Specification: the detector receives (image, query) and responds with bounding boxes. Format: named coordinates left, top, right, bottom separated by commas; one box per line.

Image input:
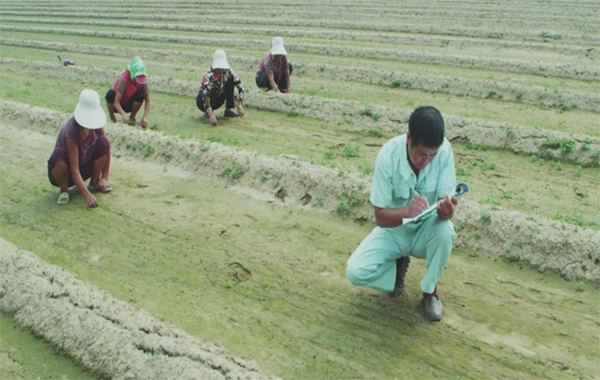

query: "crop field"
left=0, top=0, right=599, bottom=379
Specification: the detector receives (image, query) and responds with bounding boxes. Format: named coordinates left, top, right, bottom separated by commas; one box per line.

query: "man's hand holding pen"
left=408, top=189, right=429, bottom=218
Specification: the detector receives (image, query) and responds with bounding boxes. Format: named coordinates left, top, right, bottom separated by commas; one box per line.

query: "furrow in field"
left=0, top=238, right=280, bottom=380
left=2, top=37, right=599, bottom=114
left=1, top=26, right=596, bottom=80
left=2, top=57, right=598, bottom=167
left=1, top=99, right=598, bottom=284
left=2, top=13, right=594, bottom=42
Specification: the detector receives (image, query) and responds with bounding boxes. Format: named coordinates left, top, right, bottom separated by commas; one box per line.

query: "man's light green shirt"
left=370, top=134, right=456, bottom=210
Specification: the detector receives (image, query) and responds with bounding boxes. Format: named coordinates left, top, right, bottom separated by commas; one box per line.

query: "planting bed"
left=0, top=1, right=598, bottom=379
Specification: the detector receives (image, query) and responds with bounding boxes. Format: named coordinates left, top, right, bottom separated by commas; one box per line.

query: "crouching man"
left=347, top=106, right=459, bottom=322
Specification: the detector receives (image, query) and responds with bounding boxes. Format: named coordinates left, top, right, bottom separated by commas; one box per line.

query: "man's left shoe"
left=224, top=109, right=239, bottom=117
left=423, top=288, right=443, bottom=322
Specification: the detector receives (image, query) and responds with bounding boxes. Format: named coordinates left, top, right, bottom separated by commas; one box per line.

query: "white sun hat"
left=271, top=36, right=287, bottom=55
left=212, top=49, right=230, bottom=69
left=73, top=89, right=106, bottom=130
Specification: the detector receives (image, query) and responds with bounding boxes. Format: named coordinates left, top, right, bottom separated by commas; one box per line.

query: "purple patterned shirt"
left=257, top=53, right=288, bottom=82
left=48, top=116, right=101, bottom=167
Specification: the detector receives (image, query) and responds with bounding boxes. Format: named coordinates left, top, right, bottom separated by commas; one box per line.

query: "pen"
left=412, top=188, right=428, bottom=206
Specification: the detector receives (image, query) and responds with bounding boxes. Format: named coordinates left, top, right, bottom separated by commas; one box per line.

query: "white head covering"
left=74, top=89, right=106, bottom=130
left=212, top=49, right=230, bottom=69
left=271, top=37, right=287, bottom=55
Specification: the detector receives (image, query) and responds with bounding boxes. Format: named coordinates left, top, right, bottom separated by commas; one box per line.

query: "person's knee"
left=255, top=73, right=270, bottom=89
left=431, top=218, right=457, bottom=244
left=105, top=89, right=116, bottom=103
left=346, top=259, right=372, bottom=286
left=130, top=96, right=145, bottom=115
left=196, top=96, right=206, bottom=111
left=51, top=159, right=68, bottom=174
left=49, top=159, right=68, bottom=186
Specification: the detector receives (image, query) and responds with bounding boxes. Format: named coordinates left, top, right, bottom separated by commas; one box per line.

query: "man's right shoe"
left=388, top=256, right=410, bottom=297
left=423, top=288, right=443, bottom=322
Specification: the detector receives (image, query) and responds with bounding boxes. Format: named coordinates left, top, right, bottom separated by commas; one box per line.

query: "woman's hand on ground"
left=84, top=192, right=98, bottom=208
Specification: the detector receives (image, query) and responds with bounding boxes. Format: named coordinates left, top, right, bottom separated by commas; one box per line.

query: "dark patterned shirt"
left=198, top=69, right=244, bottom=110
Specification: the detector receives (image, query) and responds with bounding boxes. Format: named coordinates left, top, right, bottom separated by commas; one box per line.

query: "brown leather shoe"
left=423, top=288, right=443, bottom=321
left=388, top=256, right=410, bottom=297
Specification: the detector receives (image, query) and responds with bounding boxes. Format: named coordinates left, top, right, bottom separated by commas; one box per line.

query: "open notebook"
left=402, top=182, right=470, bottom=224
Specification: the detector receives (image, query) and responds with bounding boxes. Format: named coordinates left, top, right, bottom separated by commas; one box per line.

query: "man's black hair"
left=408, top=106, right=445, bottom=148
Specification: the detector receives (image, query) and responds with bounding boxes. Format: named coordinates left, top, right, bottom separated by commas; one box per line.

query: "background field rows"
left=2, top=18, right=597, bottom=60
left=1, top=4, right=598, bottom=41
left=2, top=26, right=599, bottom=80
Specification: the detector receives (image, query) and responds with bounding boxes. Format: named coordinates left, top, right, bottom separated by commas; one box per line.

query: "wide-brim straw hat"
left=271, top=37, right=287, bottom=55
left=212, top=49, right=230, bottom=69
left=74, top=89, right=106, bottom=130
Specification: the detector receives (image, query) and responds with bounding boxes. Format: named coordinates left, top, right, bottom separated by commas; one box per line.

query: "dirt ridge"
left=1, top=99, right=598, bottom=285
left=0, top=238, right=280, bottom=380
